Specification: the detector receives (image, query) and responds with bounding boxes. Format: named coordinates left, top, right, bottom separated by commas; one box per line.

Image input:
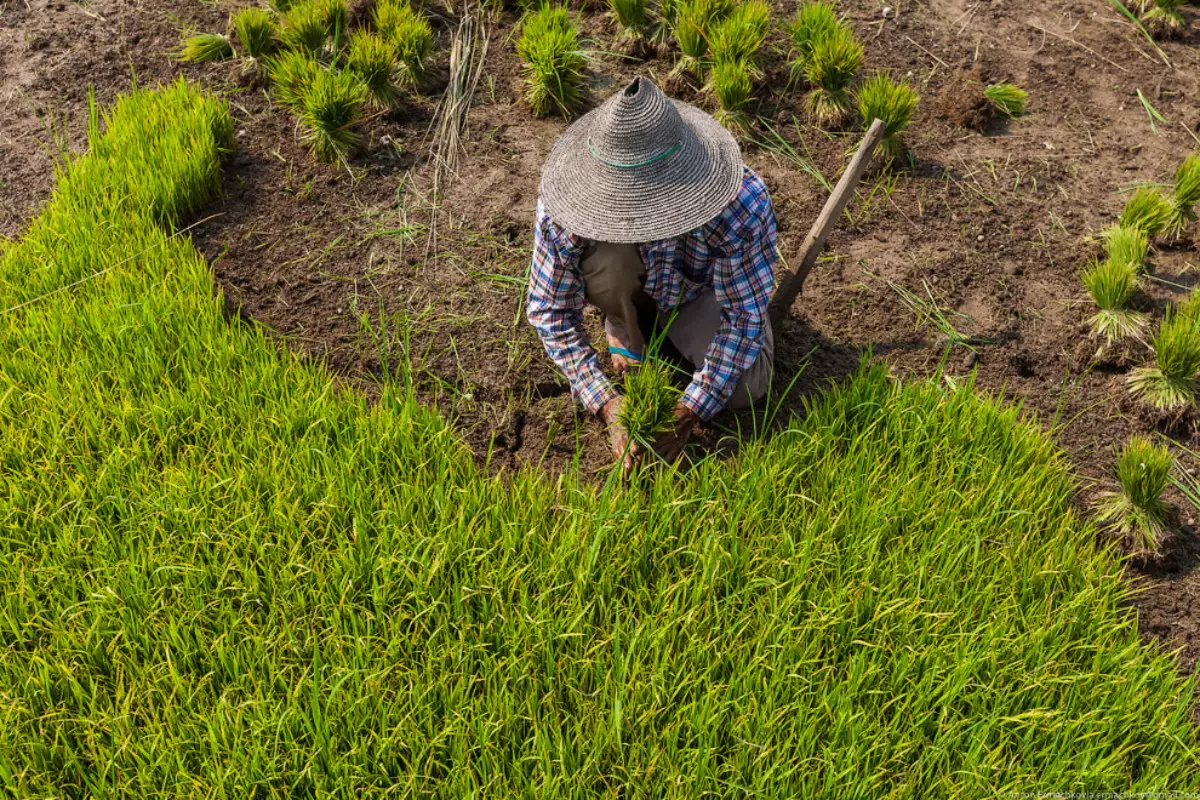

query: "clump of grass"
left=855, top=71, right=919, bottom=163
left=1128, top=307, right=1200, bottom=409
left=709, top=0, right=771, bottom=78
left=1081, top=258, right=1145, bottom=343
left=376, top=0, right=434, bottom=89
left=517, top=4, right=586, bottom=117
left=1166, top=152, right=1200, bottom=238
left=1140, top=0, right=1188, bottom=36
left=233, top=8, right=277, bottom=60
left=671, top=0, right=734, bottom=77
left=298, top=67, right=368, bottom=162
left=983, top=82, right=1027, bottom=117
left=1103, top=224, right=1149, bottom=272
left=347, top=30, right=399, bottom=108
left=787, top=1, right=841, bottom=82
left=618, top=358, right=682, bottom=447
left=278, top=0, right=331, bottom=52
left=267, top=49, right=323, bottom=108
left=1096, top=435, right=1173, bottom=553
left=179, top=32, right=234, bottom=62
left=711, top=59, right=752, bottom=133
left=804, top=26, right=862, bottom=126
left=1119, top=186, right=1174, bottom=238
left=609, top=0, right=648, bottom=37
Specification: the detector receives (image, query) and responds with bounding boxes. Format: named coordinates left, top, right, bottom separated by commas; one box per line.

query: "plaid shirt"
left=527, top=167, right=777, bottom=421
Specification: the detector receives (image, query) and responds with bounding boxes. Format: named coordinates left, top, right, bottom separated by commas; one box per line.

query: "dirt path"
left=3, top=0, right=1200, bottom=670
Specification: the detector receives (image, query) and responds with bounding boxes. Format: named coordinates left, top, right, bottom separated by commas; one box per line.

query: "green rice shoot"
left=1166, top=152, right=1200, bottom=238
left=376, top=0, right=434, bottom=89
left=709, top=0, right=771, bottom=78
left=1119, top=186, right=1174, bottom=238
left=298, top=67, right=368, bottom=163
left=609, top=0, right=648, bottom=37
left=804, top=26, right=863, bottom=126
left=711, top=58, right=753, bottom=133
left=266, top=49, right=323, bottom=108
left=278, top=0, right=332, bottom=52
left=618, top=357, right=683, bottom=448
left=347, top=30, right=399, bottom=108
left=179, top=32, right=234, bottom=63
left=1102, top=224, right=1149, bottom=272
left=983, top=82, right=1027, bottom=117
left=1127, top=307, right=1200, bottom=410
left=855, top=71, right=919, bottom=163
left=788, top=1, right=842, bottom=82
left=1141, top=0, right=1187, bottom=36
left=1095, top=435, right=1174, bottom=554
left=233, top=8, right=276, bottom=60
left=1081, top=258, right=1144, bottom=343
left=517, top=4, right=586, bottom=117
left=671, top=0, right=735, bottom=77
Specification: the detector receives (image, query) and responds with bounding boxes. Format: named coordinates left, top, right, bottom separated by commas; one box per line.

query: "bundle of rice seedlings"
left=267, top=49, right=324, bottom=108
left=787, top=1, right=841, bottom=82
left=279, top=0, right=333, bottom=52
left=804, top=26, right=862, bottom=126
left=1096, top=435, right=1173, bottom=554
left=517, top=4, right=586, bottom=117
left=1141, top=0, right=1188, bottom=36
left=1103, top=224, right=1149, bottom=272
left=347, top=30, right=399, bottom=108
left=179, top=32, right=234, bottom=62
left=671, top=0, right=734, bottom=77
left=855, top=71, right=919, bottom=163
left=376, top=0, right=434, bottom=89
left=618, top=357, right=683, bottom=449
left=983, top=82, right=1027, bottom=117
left=233, top=8, right=277, bottom=61
left=1166, top=152, right=1200, bottom=238
left=1128, top=307, right=1200, bottom=409
left=1081, top=258, right=1145, bottom=343
left=709, top=0, right=771, bottom=77
left=609, top=0, right=648, bottom=37
left=711, top=59, right=752, bottom=133
left=1119, top=186, right=1174, bottom=238
left=298, top=67, right=367, bottom=162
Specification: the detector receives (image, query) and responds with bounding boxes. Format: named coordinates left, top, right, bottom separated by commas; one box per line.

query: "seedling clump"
left=1166, top=152, right=1200, bottom=239
left=804, top=26, right=863, bottom=126
left=711, top=59, right=753, bottom=133
left=298, top=67, right=368, bottom=163
left=1081, top=258, right=1144, bottom=343
left=1096, top=435, right=1174, bottom=554
left=671, top=0, right=734, bottom=78
left=618, top=358, right=683, bottom=449
left=375, top=0, right=434, bottom=89
left=179, top=32, right=234, bottom=62
left=1128, top=307, right=1200, bottom=409
left=609, top=0, right=648, bottom=38
left=788, top=1, right=841, bottom=82
left=1103, top=224, right=1149, bottom=272
left=233, top=8, right=277, bottom=61
left=347, top=31, right=399, bottom=108
left=517, top=5, right=586, bottom=117
left=709, top=0, right=771, bottom=78
left=1119, top=186, right=1174, bottom=238
left=855, top=71, right=919, bottom=163
left=983, top=82, right=1027, bottom=117
left=1141, top=0, right=1188, bottom=37
left=279, top=0, right=334, bottom=53
left=268, top=49, right=324, bottom=108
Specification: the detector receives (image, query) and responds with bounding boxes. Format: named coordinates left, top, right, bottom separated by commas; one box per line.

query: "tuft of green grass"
left=983, top=82, right=1027, bottom=117
left=804, top=25, right=862, bottom=126
left=609, top=0, right=648, bottom=37
left=709, top=0, right=771, bottom=78
left=618, top=357, right=683, bottom=447
left=375, top=0, right=434, bottom=89
left=1102, top=224, right=1149, bottom=272
left=266, top=49, right=323, bottom=108
left=1096, top=435, right=1173, bottom=553
left=1141, top=0, right=1188, bottom=36
left=279, top=0, right=345, bottom=53
left=710, top=58, right=753, bottom=133
left=787, top=1, right=841, bottom=82
left=233, top=7, right=276, bottom=60
left=298, top=67, right=368, bottom=162
left=178, top=32, right=234, bottom=62
left=855, top=71, right=919, bottom=163
left=671, top=0, right=734, bottom=77
left=1128, top=307, right=1200, bottom=409
left=1081, top=258, right=1145, bottom=343
left=1119, top=186, right=1174, bottom=238
left=346, top=30, right=399, bottom=108
left=517, top=4, right=586, bottom=117
left=1166, top=152, right=1200, bottom=238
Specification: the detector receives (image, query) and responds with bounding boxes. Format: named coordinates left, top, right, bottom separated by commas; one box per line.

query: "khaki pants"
left=580, top=242, right=774, bottom=410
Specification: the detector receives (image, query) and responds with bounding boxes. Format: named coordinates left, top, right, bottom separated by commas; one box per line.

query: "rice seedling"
left=429, top=8, right=490, bottom=199
left=233, top=7, right=276, bottom=60
left=517, top=4, right=586, bottom=117
left=618, top=357, right=682, bottom=448
left=609, top=0, right=648, bottom=37
left=1128, top=307, right=1200, bottom=409
left=787, top=1, right=841, bottom=82
left=1178, top=289, right=1200, bottom=325
left=1103, top=224, right=1149, bottom=272
left=670, top=0, right=734, bottom=77
left=346, top=30, right=399, bottom=107
left=298, top=67, right=368, bottom=162
left=1095, top=435, right=1174, bottom=553
left=709, top=0, right=771, bottom=77
left=804, top=26, right=862, bottom=126
left=1140, top=0, right=1188, bottom=36
left=266, top=49, right=323, bottom=108
left=178, top=32, right=234, bottom=62
left=711, top=58, right=753, bottom=133
left=983, top=82, right=1027, bottom=117
left=854, top=71, right=919, bottom=163
left=1166, top=152, right=1200, bottom=238
left=278, top=0, right=332, bottom=52
left=1081, top=258, right=1145, bottom=343
left=376, top=0, right=434, bottom=89
left=1119, top=186, right=1174, bottom=237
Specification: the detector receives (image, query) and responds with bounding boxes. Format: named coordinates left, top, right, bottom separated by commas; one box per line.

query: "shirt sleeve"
left=680, top=180, right=777, bottom=420
left=526, top=201, right=619, bottom=415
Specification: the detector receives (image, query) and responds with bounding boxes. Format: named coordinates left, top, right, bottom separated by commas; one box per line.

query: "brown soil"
left=936, top=65, right=992, bottom=131
left=4, top=0, right=1200, bottom=671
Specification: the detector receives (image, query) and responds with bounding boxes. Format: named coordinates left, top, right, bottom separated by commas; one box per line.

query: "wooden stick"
left=767, top=119, right=886, bottom=329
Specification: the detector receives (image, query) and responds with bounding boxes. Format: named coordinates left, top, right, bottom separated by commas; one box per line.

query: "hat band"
left=587, top=137, right=682, bottom=169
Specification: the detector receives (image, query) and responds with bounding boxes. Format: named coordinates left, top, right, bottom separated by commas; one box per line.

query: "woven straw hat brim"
left=539, top=101, right=742, bottom=244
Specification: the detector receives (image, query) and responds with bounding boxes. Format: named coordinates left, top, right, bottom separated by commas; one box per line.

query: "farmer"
left=527, top=76, right=778, bottom=473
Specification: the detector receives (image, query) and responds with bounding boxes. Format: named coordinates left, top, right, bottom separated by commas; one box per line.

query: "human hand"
left=648, top=403, right=697, bottom=464
left=600, top=396, right=638, bottom=477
